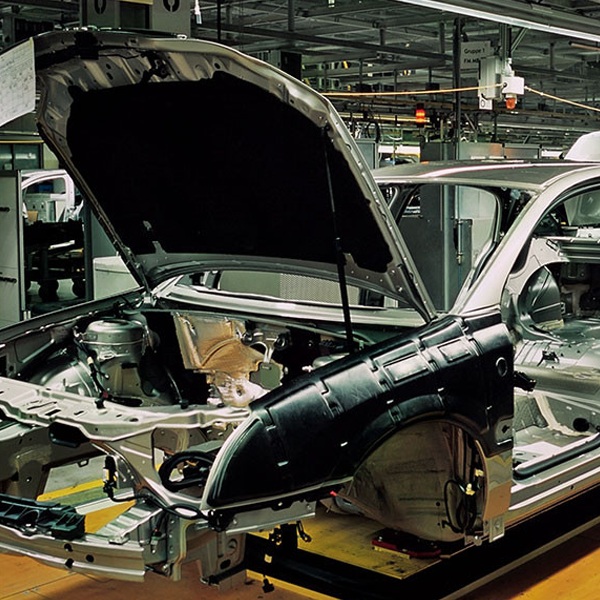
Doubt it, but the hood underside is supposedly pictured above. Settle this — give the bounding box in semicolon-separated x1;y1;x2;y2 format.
32;30;434;319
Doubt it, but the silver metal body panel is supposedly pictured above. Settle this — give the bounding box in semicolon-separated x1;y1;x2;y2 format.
5;33;600;588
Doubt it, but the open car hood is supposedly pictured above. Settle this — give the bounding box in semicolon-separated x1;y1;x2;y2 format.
33;30;434;320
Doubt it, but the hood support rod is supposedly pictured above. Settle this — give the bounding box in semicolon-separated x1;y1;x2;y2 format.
322;127;355;353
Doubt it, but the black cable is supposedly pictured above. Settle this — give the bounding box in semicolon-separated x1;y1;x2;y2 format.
158;451;215;492
103;483;206;521
103;455;207;520
164;367;187;409
442;479;464;534
103;484;140;503
158;503;204;520
442;479;478;534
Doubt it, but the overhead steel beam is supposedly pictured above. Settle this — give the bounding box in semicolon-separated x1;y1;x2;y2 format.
374;12;458;27
301;50;383;65
390;0;600;44
299;0;397;18
515;64;600;83
288;20;441;42
287;22;383;38
197;0;395;26
494;120;596;133
197;22;447;60
303;59;444;78
301;21;440;39
0;0;77;12
512;27;528;51
249;0;397;23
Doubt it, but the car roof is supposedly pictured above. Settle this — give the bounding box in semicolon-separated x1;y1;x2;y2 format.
21;169;69;181
372;160;600;191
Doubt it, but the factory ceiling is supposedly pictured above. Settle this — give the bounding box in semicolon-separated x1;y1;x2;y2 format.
2;0;600;148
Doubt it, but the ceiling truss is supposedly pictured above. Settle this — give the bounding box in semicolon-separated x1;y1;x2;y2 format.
2;0;600;147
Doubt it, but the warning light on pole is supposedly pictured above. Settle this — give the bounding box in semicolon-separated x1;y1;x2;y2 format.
415;103;426;126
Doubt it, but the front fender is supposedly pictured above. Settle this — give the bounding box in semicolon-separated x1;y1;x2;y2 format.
203;312;513;512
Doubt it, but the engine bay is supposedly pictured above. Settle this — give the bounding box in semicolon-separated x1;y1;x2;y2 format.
0;300;401;508
13;307;359;413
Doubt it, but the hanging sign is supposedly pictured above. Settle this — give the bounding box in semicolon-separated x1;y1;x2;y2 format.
461;41;492;72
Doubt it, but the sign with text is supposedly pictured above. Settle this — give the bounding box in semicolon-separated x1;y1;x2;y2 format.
0;39;35;128
461;41;492;72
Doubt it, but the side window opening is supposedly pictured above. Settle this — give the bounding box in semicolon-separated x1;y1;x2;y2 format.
381;183;499;311
23;176;69;223
505;185;600;342
505;184;600;481
204;270;411;310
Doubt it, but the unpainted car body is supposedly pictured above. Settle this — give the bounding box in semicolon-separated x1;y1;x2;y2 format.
21;169;85;300
373;160;600;533
0;29;598;586
22;169;78;223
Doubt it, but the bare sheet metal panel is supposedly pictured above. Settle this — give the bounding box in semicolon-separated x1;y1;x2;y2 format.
0;172;25;328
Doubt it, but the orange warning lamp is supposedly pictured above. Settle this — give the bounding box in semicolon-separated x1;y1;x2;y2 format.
415;103;426;126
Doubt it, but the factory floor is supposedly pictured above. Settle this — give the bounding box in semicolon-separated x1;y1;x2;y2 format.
1;462;598;600
2;521;600;600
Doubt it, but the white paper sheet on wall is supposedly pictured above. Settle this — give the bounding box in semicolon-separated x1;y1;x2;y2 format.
0;38;36;128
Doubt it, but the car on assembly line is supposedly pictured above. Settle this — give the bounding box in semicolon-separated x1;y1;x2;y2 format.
22;169;79;223
1;28;600;586
21;169;85;300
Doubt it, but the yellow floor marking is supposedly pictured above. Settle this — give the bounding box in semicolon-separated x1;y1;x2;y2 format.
34;478;134;533
35;480;433;582
37;479;104;502
85;501;136;533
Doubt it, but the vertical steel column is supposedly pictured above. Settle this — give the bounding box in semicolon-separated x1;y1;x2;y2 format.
225;2;233;41
448;18;463;309
500;23;511;64
439;22;446;54
359;58;364;90
452;17;462;154
217;0;222;42
288;0;295;32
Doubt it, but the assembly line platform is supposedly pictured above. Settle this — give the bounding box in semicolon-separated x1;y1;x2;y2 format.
3;490;600;600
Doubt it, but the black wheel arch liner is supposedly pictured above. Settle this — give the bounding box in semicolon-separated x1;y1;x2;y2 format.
205;312;514;511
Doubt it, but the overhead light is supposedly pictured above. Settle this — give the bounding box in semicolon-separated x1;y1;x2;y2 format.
495;121;595;133
391;0;600;45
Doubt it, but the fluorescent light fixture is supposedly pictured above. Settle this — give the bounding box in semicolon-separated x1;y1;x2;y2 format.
391;0;600;45
494;121;596;133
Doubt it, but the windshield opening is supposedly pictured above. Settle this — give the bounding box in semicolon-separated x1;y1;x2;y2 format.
379;183;501;312
176;270;420;313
